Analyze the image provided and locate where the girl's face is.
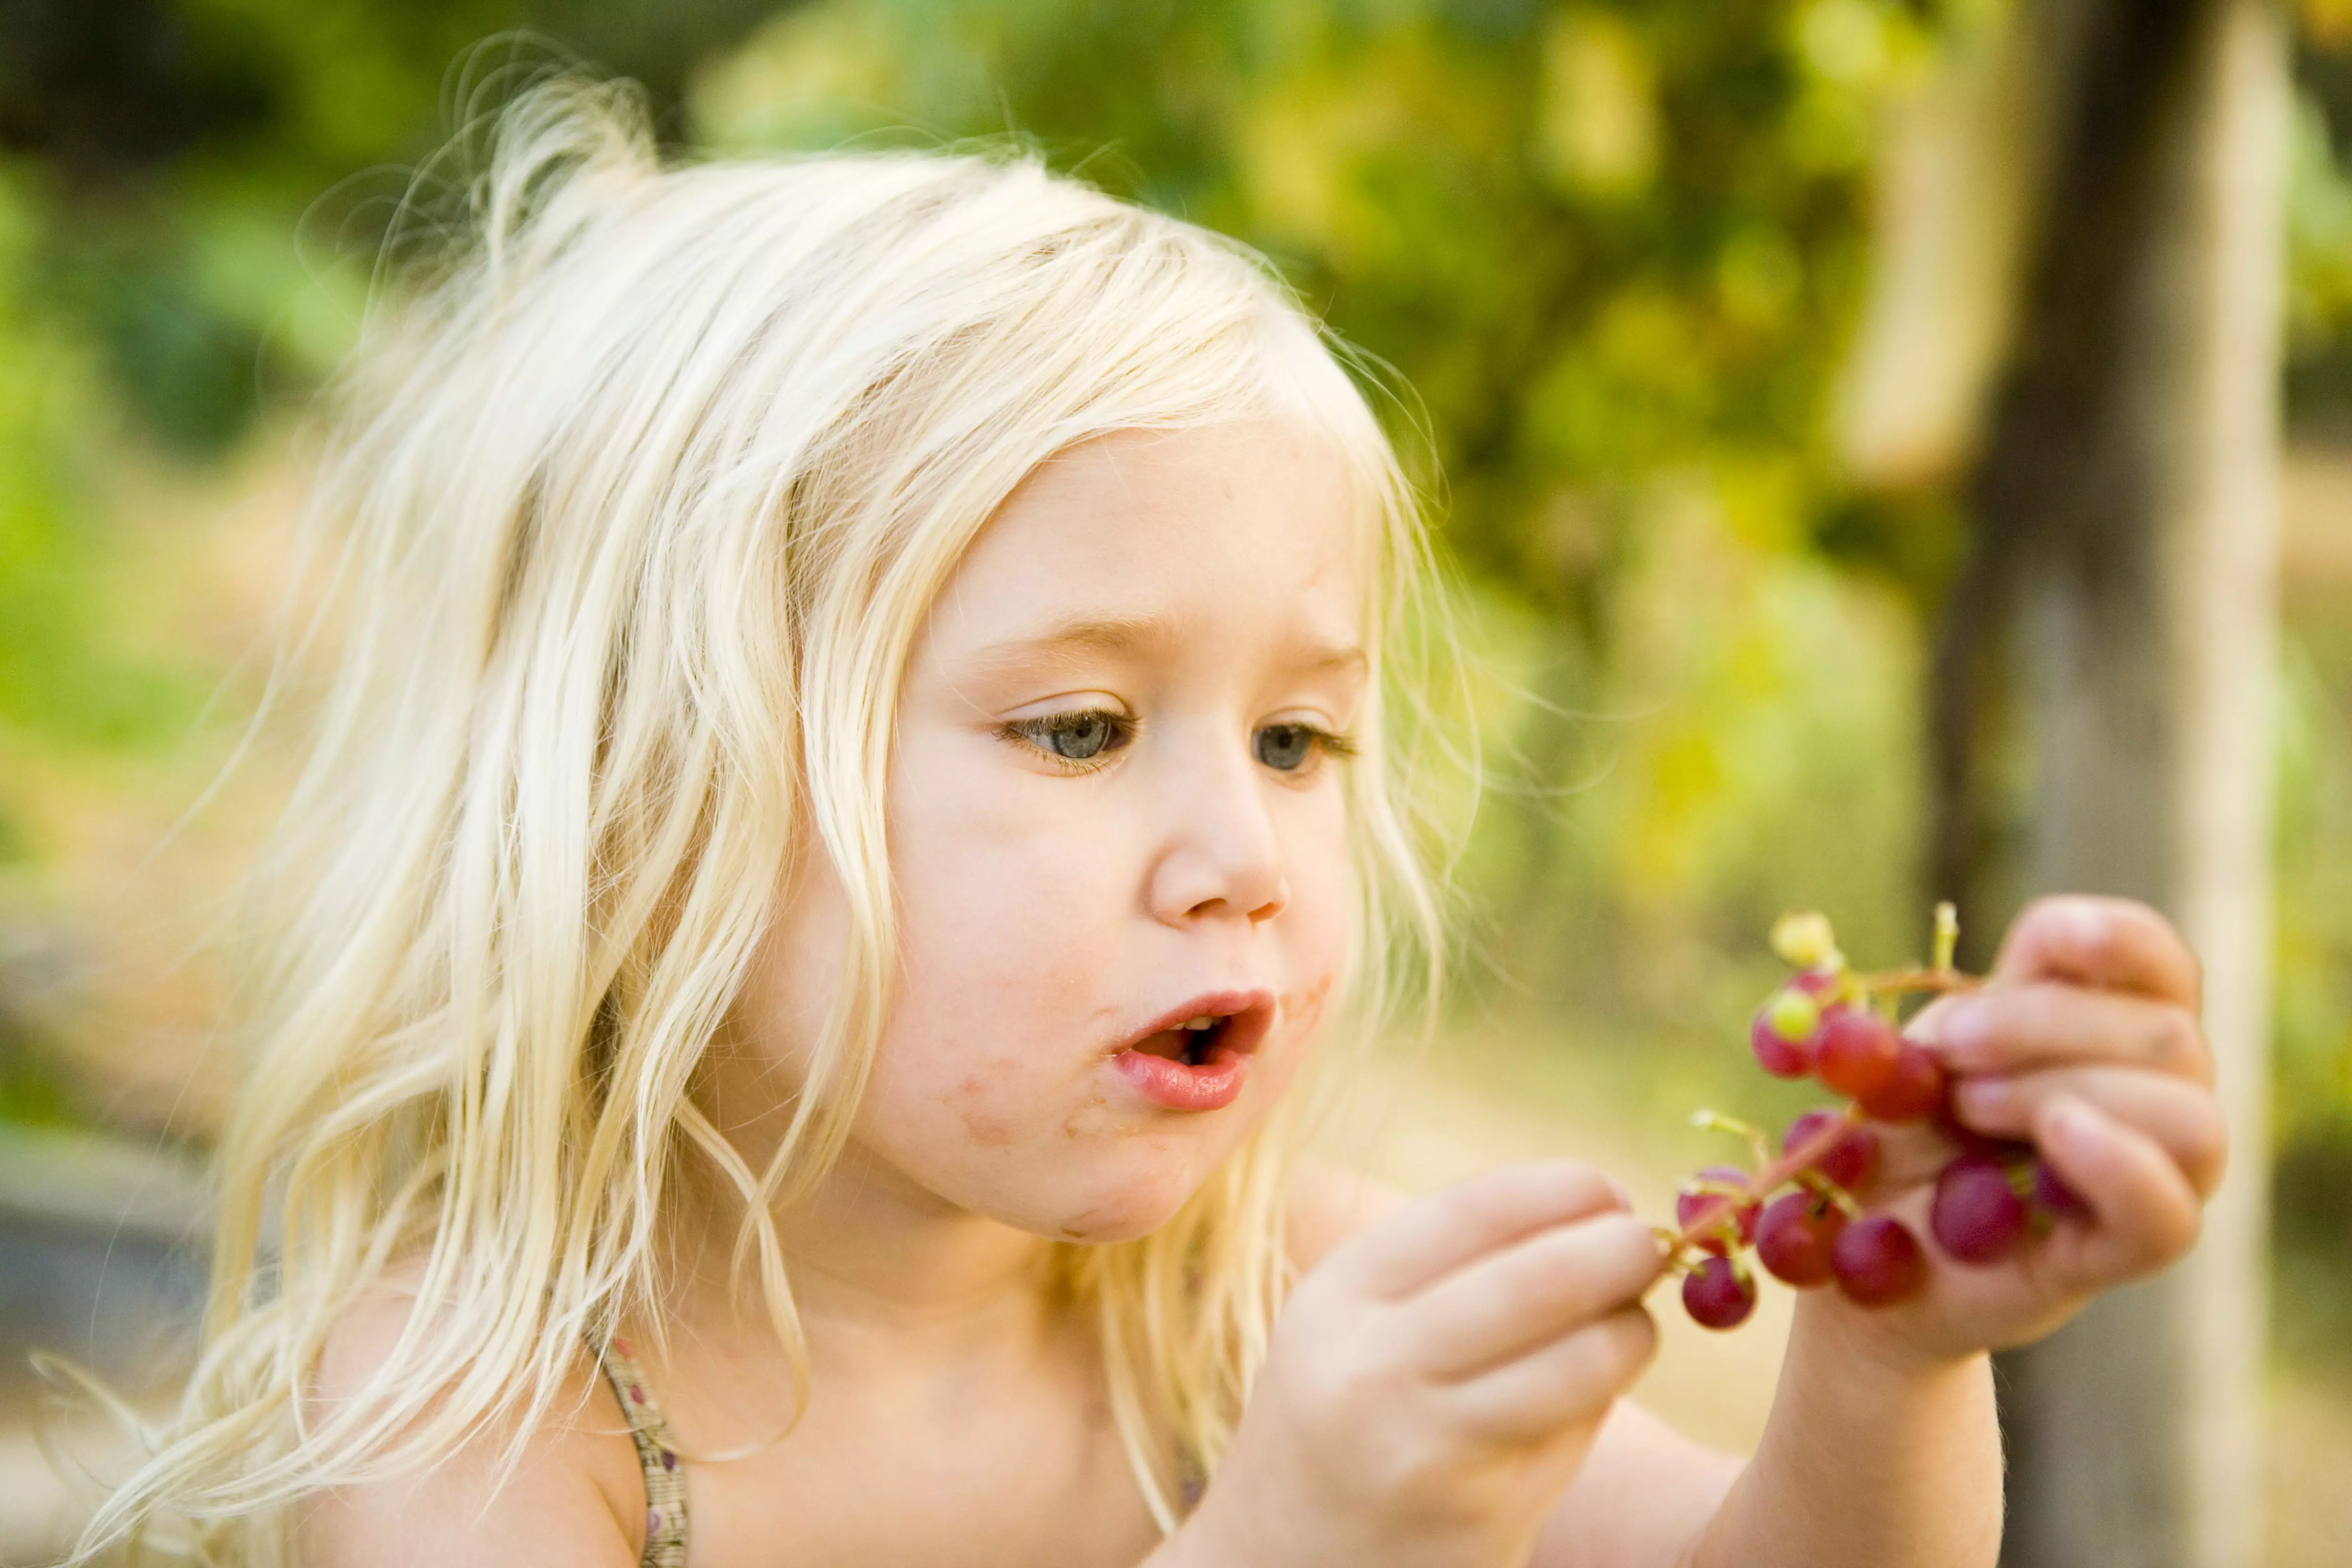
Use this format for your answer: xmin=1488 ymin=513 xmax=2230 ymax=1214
xmin=736 ymin=419 xmax=1367 ymax=1243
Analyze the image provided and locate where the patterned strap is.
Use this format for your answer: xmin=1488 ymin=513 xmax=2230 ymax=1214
xmin=593 ymin=1335 xmax=689 ymax=1568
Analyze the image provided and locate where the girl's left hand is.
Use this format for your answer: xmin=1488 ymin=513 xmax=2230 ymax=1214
xmin=1820 ymin=894 xmax=2228 ymax=1364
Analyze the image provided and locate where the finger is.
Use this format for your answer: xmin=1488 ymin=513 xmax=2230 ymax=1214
xmin=1920 ymin=983 xmax=2211 ymax=1085
xmin=1438 ymin=1307 xmax=1658 ymax=1446
xmin=1403 ymin=1215 xmax=1666 ymax=1381
xmin=2028 ymin=1095 xmax=2205 ymax=1293
xmin=1991 ymin=896 xmax=2202 ymax=1007
xmin=1951 ymin=1066 xmax=2228 ymax=1196
xmin=1323 ymin=1160 xmax=1630 ymax=1299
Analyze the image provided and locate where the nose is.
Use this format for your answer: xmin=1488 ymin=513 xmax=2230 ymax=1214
xmin=1144 ymin=740 xmax=1290 ymax=928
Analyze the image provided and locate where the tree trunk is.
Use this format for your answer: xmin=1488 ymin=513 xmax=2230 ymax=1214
xmin=1932 ymin=2 xmax=2288 ymax=1566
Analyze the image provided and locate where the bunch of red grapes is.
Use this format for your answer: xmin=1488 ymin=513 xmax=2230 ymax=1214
xmin=1665 ymin=905 xmax=2089 ymax=1330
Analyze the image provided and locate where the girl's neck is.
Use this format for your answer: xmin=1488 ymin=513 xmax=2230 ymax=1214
xmin=672 ymin=1141 xmax=1064 ymax=1370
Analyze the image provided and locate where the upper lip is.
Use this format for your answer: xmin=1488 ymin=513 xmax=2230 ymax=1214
xmin=1116 ymin=988 xmax=1278 ymax=1057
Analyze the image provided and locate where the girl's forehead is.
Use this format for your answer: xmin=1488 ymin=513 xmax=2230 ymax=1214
xmin=926 ymin=422 xmax=1372 ymax=658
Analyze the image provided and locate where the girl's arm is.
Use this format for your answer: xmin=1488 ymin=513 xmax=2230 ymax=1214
xmin=1668 ymin=1306 xmax=2000 ymax=1568
xmin=1526 ymin=1307 xmax=1998 ymax=1568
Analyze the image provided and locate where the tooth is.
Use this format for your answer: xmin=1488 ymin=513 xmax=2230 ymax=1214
xmin=1184 ymin=1016 xmax=1215 ymax=1030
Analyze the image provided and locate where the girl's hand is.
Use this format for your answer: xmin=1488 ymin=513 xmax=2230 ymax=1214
xmin=1173 ymin=1161 xmax=1665 ymax=1568
xmin=1827 ymin=894 xmax=2227 ymax=1364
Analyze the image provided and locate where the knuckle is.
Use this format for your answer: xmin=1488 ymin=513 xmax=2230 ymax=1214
xmin=1553 ymin=1314 xmax=1654 ymax=1417
xmin=1596 ymin=1215 xmax=1667 ymax=1292
xmin=1442 ymin=1159 xmax=1603 ymax=1230
xmin=1484 ymin=1256 xmax=1561 ymax=1329
xmin=1360 ymin=1425 xmax=1474 ymax=1513
xmin=1284 ymin=1315 xmax=1401 ymax=1417
xmin=1533 ymin=1157 xmax=1620 ymax=1214
xmin=1603 ymin=1307 xmax=1660 ymax=1380
xmin=1516 ymin=1218 xmax=1654 ymax=1323
xmin=2150 ymin=1007 xmax=2209 ymax=1079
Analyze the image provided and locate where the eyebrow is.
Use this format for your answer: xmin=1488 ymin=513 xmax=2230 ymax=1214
xmin=962 ymin=613 xmax=1368 ymax=678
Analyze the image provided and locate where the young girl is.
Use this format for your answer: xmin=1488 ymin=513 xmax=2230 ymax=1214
xmin=88 ymin=79 xmax=2226 ymax=1568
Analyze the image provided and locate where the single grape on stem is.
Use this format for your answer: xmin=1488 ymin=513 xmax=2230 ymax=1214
xmin=1830 ymin=1215 xmax=1927 ymax=1307
xmin=1856 ymin=1042 xmax=1947 ymax=1124
xmin=1815 ymin=1005 xmax=1901 ymax=1099
xmin=1930 ymin=1154 xmax=2030 ymax=1264
xmin=1751 ymin=968 xmax=1842 ymax=1077
xmin=1681 ymin=1254 xmax=1758 ymax=1330
xmin=1756 ymin=1191 xmax=1846 ymax=1287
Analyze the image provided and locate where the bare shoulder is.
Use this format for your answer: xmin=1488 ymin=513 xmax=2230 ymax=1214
xmin=1283 ymin=1156 xmax=1412 ymax=1274
xmin=296 ymin=1269 xmax=644 ymax=1568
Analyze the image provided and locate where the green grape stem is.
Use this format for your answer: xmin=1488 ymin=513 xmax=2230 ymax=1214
xmin=1847 ymin=967 xmax=1984 ymax=999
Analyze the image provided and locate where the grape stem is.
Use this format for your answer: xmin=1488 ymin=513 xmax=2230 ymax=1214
xmin=1846 ymin=967 xmax=1984 ymax=998
xmin=1663 ymin=1105 xmax=1868 ymax=1260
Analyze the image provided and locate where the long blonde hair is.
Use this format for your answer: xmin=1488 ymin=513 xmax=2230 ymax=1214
xmin=81 ymin=76 xmax=1453 ymax=1561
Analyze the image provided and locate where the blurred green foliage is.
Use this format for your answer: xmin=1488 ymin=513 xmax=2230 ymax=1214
xmin=0 ymin=1 xmax=2348 ymax=1210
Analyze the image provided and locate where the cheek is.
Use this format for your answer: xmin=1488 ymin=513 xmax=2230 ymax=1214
xmin=1274 ymin=793 xmax=1354 ymax=1020
xmin=890 ymin=771 xmax=1131 ymax=1041
xmin=860 ymin=750 xmax=1130 ymax=1132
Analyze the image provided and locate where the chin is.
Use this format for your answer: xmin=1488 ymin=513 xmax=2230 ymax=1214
xmin=997 ymin=1145 xmax=1232 ymax=1245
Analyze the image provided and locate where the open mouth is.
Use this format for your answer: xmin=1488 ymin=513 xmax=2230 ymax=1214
xmin=1131 ymin=1014 xmax=1233 ymax=1068
xmin=1109 ymin=992 xmax=1275 ymax=1112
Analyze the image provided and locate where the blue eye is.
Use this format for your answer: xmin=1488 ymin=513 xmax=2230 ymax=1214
xmin=1042 ymin=713 xmax=1115 ymax=759
xmin=1254 ymin=724 xmax=1315 ymax=771
xmin=1007 ymin=710 xmax=1128 ymax=764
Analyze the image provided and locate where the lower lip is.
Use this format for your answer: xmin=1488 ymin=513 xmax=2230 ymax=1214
xmin=1112 ymin=1043 xmax=1249 ymax=1111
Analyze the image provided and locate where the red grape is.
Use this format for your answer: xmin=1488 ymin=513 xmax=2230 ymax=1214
xmin=1756 ymin=1192 xmax=1846 ymax=1287
xmin=2032 ymin=1158 xmax=2091 ymax=1219
xmin=1681 ymin=1255 xmax=1758 ymax=1330
xmin=1815 ymin=1006 xmax=1901 ymax=1098
xmin=1751 ymin=1008 xmax=1811 ymax=1077
xmin=1855 ymin=1042 xmax=1947 ymax=1124
xmin=1830 ymin=1215 xmax=1928 ymax=1306
xmin=1781 ymin=1109 xmax=1878 ymax=1191
xmin=1676 ymin=1165 xmax=1761 ymax=1254
xmin=1930 ymin=1154 xmax=2029 ymax=1263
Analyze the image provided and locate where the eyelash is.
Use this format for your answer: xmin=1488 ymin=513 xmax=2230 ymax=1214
xmin=998 ymin=709 xmax=1358 ymax=775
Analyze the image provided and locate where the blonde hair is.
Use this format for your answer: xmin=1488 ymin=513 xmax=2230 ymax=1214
xmin=81 ymin=77 xmax=1453 ymax=1561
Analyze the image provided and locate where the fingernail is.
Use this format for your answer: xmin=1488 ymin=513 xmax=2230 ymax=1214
xmin=1940 ymin=1000 xmax=1992 ymax=1062
xmin=2046 ymin=1094 xmax=2100 ymax=1148
xmin=2058 ymin=900 xmax=2110 ymax=959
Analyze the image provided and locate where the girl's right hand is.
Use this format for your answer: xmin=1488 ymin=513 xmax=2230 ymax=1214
xmin=1172 ymin=1160 xmax=1666 ymax=1568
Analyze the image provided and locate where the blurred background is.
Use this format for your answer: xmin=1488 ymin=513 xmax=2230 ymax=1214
xmin=0 ymin=1 xmax=2341 ymax=1564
